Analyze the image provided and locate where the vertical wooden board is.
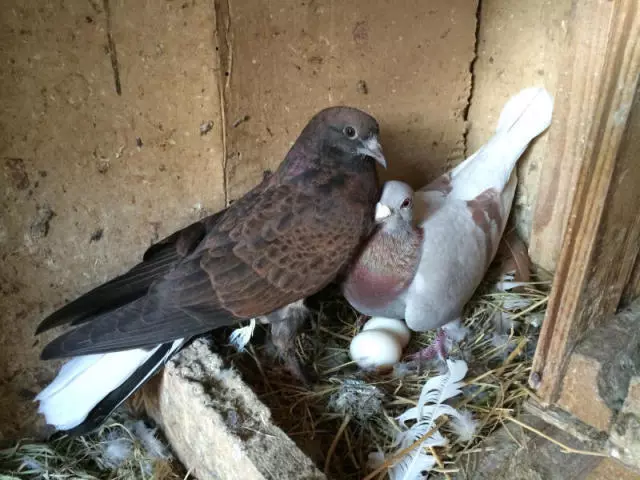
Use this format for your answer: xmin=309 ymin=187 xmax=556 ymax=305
xmin=530 ymin=0 xmax=640 ymax=403
xmin=577 ymin=87 xmax=640 ymax=332
xmin=528 ymin=0 xmax=622 ymax=272
xmin=466 ymin=0 xmax=572 ymax=248
xmin=0 ymin=0 xmax=224 ymax=438
xmin=216 ymin=0 xmax=478 ymax=202
xmin=622 ymin=255 xmax=640 ymax=307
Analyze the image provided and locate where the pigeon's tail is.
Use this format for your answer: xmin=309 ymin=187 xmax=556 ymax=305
xmin=36 ymin=339 xmax=183 ymax=436
xmin=496 ymin=87 xmax=554 ymax=139
xmin=449 ymin=87 xmax=554 ymax=201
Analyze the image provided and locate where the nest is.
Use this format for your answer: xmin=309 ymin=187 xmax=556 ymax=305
xmin=0 ymin=412 xmax=184 ymax=480
xmin=217 ymin=274 xmax=550 ymax=479
xmin=1 ymin=241 xmax=549 ymax=480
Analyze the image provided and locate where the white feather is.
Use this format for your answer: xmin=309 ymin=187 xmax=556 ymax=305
xmin=36 ymin=339 xmax=183 ymax=431
xmin=131 ymin=420 xmax=169 ymax=459
xmin=502 ymin=297 xmax=533 ymax=310
xmin=229 ymin=318 xmax=256 ymax=352
xmin=496 ymin=280 xmax=529 ymax=292
xmin=449 ymin=409 xmax=478 ymax=443
xmin=102 ymin=437 xmax=133 ymax=468
xmin=378 ymin=359 xmax=469 ymax=480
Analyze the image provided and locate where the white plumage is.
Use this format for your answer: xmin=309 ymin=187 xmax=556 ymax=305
xmin=370 ymin=359 xmax=471 ymax=479
xmin=36 ymin=339 xmax=183 ymax=431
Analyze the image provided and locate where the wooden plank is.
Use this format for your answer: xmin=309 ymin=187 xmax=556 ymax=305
xmin=528 ymin=0 xmax=622 ymax=273
xmin=530 ymin=0 xmax=640 ymax=404
xmin=621 ymin=254 xmax=640 ymax=307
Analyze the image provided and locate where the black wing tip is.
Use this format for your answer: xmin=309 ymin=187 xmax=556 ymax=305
xmin=35 ymin=313 xmax=67 ymax=335
xmin=56 ymin=342 xmax=177 ymax=436
xmin=63 ymin=416 xmax=109 ymax=437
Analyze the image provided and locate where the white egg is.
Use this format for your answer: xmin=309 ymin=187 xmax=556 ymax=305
xmin=349 ymin=330 xmax=402 ymax=370
xmin=362 ymin=317 xmax=411 ymax=348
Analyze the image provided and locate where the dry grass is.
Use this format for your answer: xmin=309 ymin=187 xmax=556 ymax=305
xmin=1 ymin=276 xmax=549 ymax=480
xmin=220 ymin=277 xmax=550 ymax=479
xmin=0 ymin=412 xmax=185 ymax=480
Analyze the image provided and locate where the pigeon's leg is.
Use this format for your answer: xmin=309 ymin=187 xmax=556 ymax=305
xmin=408 ymin=318 xmax=468 ymax=362
xmin=266 ymin=300 xmax=316 ymax=385
xmin=408 ymin=328 xmax=447 ymax=362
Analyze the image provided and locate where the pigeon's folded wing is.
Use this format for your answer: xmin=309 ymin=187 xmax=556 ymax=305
xmin=41 ymin=183 xmax=366 ymax=358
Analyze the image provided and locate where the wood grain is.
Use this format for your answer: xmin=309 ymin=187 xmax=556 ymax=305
xmin=621 ymin=254 xmax=640 ymax=308
xmin=530 ymin=0 xmax=640 ymax=404
xmin=528 ymin=0 xmax=617 ymax=272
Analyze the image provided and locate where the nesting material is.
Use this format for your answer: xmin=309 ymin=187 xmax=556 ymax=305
xmin=0 ymin=411 xmax=182 ymax=479
xmin=221 ymin=269 xmax=549 ymax=479
xmin=1 ymin=248 xmax=548 ymax=480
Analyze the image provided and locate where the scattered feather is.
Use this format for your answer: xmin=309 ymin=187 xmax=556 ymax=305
xmin=495 ymin=279 xmax=530 ymax=292
xmin=491 ymin=310 xmax=517 ymax=334
xmin=386 ymin=359 xmax=468 ymax=479
xmin=131 ymin=420 xmax=169 ymax=459
xmin=367 ymin=450 xmax=385 ymax=470
xmin=0 ymin=411 xmax=182 ymax=479
xmin=491 ymin=332 xmax=517 ymax=352
xmin=101 ymin=436 xmax=132 ymax=468
xmin=441 ymin=319 xmax=469 ymax=342
xmin=527 ymin=312 xmax=545 ymax=328
xmin=392 ymin=362 xmax=413 ymax=378
xmin=327 ymin=378 xmax=384 ymax=421
xmin=449 ymin=409 xmax=478 ymax=443
xmin=229 ymin=318 xmax=257 ymax=352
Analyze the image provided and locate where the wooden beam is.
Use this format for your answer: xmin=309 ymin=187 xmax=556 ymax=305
xmin=621 ymin=254 xmax=640 ymax=307
xmin=529 ymin=0 xmax=635 ymax=273
xmin=530 ymin=0 xmax=640 ymax=404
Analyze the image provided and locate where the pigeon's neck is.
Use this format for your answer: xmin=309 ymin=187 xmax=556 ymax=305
xmin=360 ymin=221 xmax=423 ymax=281
xmin=279 ymin=141 xmax=379 ymax=207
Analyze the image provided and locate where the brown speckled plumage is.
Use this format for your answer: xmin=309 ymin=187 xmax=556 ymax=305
xmin=37 ymin=106 xmax=382 ymax=358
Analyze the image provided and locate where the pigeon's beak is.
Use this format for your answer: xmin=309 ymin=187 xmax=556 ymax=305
xmin=358 ymin=136 xmax=387 ymax=168
xmin=374 ymin=203 xmax=392 ymax=221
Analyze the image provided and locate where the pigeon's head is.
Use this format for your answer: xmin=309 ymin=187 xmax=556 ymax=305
xmin=308 ymin=106 xmax=387 ymax=168
xmin=375 ymin=180 xmax=414 ymax=225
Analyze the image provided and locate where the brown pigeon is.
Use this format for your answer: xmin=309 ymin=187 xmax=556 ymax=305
xmin=343 ymin=88 xmax=553 ymax=360
xmin=35 ymin=106 xmax=386 ymax=434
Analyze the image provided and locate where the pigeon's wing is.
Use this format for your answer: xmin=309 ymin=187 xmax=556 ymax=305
xmin=35 ymin=215 xmax=221 ymax=334
xmin=41 ymin=182 xmax=366 ymax=358
xmin=36 ymin=171 xmax=276 ymax=336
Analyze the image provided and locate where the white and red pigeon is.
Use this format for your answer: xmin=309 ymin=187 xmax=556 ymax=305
xmin=343 ymin=87 xmax=553 ymax=358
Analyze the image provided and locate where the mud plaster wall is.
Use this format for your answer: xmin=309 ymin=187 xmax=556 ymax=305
xmin=218 ymin=0 xmax=478 ymax=201
xmin=0 ymin=0 xmax=224 ymax=439
xmin=0 ymin=0 xmax=477 ymax=438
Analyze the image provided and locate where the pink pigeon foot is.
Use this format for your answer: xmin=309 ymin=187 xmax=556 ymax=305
xmin=407 ymin=328 xmax=449 ymax=362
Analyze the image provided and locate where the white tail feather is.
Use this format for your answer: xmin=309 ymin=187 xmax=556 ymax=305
xmin=36 ymin=340 xmax=183 ymax=431
xmin=449 ymin=87 xmax=554 ymax=201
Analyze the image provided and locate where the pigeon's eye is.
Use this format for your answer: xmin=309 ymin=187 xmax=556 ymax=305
xmin=401 ymin=198 xmax=412 ymax=209
xmin=343 ymin=125 xmax=357 ymax=139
